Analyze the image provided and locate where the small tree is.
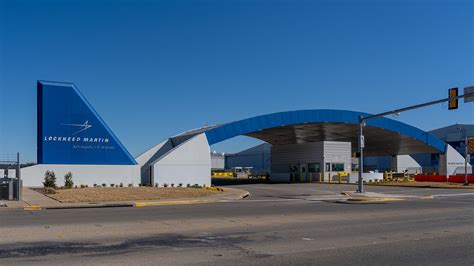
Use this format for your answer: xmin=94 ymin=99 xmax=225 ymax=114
xmin=64 ymin=171 xmax=74 ymax=189
xmin=43 ymin=170 xmax=57 ymax=188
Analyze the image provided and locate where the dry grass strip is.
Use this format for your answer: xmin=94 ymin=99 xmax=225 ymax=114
xmin=46 ymin=187 xmax=221 ymax=203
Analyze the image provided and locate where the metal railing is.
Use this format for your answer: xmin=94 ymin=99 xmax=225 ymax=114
xmin=0 ymin=153 xmax=22 ymax=201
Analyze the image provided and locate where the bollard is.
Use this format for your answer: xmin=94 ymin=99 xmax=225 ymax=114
xmin=319 ymin=172 xmax=322 ymax=183
xmin=328 ymin=173 xmax=331 ymax=183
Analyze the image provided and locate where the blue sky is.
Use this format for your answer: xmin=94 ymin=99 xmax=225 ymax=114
xmin=1 ymin=0 xmax=473 ymax=163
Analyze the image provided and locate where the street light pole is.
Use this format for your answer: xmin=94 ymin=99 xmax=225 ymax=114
xmin=357 ymin=117 xmax=364 ymax=193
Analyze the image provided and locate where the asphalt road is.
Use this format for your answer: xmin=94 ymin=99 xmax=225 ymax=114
xmin=0 ymin=183 xmax=473 ymax=265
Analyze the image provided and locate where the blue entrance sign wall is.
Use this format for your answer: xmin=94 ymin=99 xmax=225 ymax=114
xmin=37 ymin=81 xmax=136 ymax=165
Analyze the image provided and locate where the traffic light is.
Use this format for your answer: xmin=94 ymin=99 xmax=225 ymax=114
xmin=448 ymin=87 xmax=458 ymax=110
xmin=468 ymin=138 xmax=474 ymax=153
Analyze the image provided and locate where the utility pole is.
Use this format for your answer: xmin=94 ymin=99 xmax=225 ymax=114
xmin=16 ymin=152 xmax=21 ymax=200
xmin=356 ymin=87 xmax=474 ymax=193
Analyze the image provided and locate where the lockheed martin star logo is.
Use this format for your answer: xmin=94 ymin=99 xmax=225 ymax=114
xmin=61 ymin=120 xmax=92 ymax=135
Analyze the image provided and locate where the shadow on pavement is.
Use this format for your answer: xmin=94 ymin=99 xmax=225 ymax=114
xmin=212 ymin=178 xmax=270 ymax=186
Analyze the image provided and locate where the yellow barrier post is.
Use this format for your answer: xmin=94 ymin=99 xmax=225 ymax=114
xmin=319 ymin=172 xmax=322 ymax=183
xmin=338 ymin=173 xmax=342 ymax=184
xmin=328 ymin=173 xmax=331 ymax=183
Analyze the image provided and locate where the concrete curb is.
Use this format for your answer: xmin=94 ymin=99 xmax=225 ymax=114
xmin=46 ymin=203 xmax=135 ymax=210
xmin=346 ymin=197 xmax=404 ymax=202
xmin=366 ymin=183 xmax=474 ymax=189
xmin=134 ymin=199 xmax=209 ymax=207
xmin=18 ymin=187 xmax=250 ymax=211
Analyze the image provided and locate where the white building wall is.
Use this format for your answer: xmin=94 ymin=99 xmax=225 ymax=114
xmin=270 ymin=141 xmax=351 ymax=182
xmin=135 ymin=140 xmax=171 ymax=166
xmin=439 ymin=144 xmax=471 ymax=175
xmin=225 ymin=143 xmax=271 ymax=175
xmin=21 ymin=164 xmax=140 ymax=187
xmin=271 ymin=142 xmax=324 ymax=173
xmin=391 ymin=155 xmax=422 ymax=173
xmin=211 ymin=155 xmax=225 ymax=169
xmin=323 ymin=141 xmax=352 ymax=173
xmin=135 ymin=139 xmax=174 ymax=185
xmin=152 ymin=133 xmax=211 ymax=187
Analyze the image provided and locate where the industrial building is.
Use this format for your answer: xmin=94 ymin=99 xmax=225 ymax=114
xmin=21 ymin=81 xmax=471 ymax=187
xmin=223 ymin=123 xmax=474 ymax=177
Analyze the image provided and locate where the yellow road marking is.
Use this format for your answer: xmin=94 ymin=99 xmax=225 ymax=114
xmin=23 ymin=205 xmax=42 ymax=211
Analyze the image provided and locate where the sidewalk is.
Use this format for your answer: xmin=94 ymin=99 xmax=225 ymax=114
xmin=1 ymin=187 xmax=250 ymax=210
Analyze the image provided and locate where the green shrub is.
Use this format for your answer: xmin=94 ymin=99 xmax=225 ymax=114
xmin=43 ymin=170 xmax=57 ymax=188
xmin=64 ymin=171 xmax=74 ymax=189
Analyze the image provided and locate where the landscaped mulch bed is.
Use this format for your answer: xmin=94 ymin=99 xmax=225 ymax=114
xmin=42 ymin=187 xmax=221 ymax=203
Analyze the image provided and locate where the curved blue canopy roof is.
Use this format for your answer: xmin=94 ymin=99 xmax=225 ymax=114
xmin=202 ymin=109 xmax=445 ymax=155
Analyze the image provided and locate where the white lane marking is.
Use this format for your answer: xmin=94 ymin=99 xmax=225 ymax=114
xmin=381 ymin=188 xmax=437 ymax=194
xmin=432 ymin=192 xmax=474 ymax=198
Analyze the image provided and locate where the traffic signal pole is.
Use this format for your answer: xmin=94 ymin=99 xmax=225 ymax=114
xmin=356 ymin=89 xmax=474 ymax=193
xmin=465 ymin=137 xmax=469 ymax=186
